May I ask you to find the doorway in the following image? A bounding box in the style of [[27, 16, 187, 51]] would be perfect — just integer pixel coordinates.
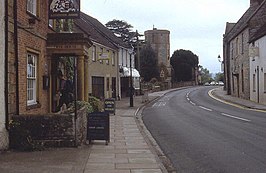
[[51, 56, 75, 113]]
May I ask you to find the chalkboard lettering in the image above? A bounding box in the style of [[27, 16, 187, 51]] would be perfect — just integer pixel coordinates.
[[87, 112, 110, 145]]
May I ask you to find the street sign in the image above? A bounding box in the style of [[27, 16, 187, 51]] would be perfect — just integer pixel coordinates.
[[98, 53, 110, 60], [104, 98, 115, 115]]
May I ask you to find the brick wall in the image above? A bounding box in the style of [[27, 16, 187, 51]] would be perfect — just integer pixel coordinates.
[[15, 0, 53, 115]]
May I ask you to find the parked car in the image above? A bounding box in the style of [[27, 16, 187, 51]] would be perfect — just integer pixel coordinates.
[[204, 82, 210, 86], [210, 81, 216, 85], [218, 81, 224, 86]]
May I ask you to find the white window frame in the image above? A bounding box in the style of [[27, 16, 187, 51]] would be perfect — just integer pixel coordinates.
[[112, 51, 115, 66], [106, 50, 110, 65], [92, 46, 96, 61], [99, 48, 103, 64], [27, 53, 37, 105], [27, 0, 37, 16]]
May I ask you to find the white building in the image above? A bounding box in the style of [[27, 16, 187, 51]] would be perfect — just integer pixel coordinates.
[[0, 0, 8, 150], [250, 33, 266, 104], [118, 47, 140, 98]]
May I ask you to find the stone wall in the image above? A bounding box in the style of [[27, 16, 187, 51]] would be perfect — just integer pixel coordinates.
[[172, 81, 196, 88], [9, 108, 87, 151]]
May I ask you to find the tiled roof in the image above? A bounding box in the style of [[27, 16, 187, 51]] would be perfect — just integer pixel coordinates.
[[249, 0, 266, 42], [224, 4, 259, 41], [250, 22, 266, 42], [74, 13, 117, 50], [74, 12, 131, 50], [224, 22, 235, 35]]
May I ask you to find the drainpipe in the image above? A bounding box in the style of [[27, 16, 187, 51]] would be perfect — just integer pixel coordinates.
[[257, 66, 260, 103], [14, 0, 19, 115], [5, 0, 9, 130]]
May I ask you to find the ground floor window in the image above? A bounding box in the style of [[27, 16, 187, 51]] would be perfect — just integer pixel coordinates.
[[27, 52, 38, 105]]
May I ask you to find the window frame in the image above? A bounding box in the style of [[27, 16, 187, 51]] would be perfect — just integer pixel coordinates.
[[92, 46, 96, 62], [27, 0, 38, 17], [106, 50, 110, 65], [99, 48, 103, 64], [112, 51, 115, 66], [27, 52, 38, 106]]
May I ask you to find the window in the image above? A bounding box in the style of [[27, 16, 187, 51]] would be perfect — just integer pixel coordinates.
[[236, 38, 239, 55], [230, 43, 234, 59], [99, 48, 103, 64], [242, 66, 244, 93], [49, 19, 54, 28], [112, 51, 115, 66], [253, 74, 256, 92], [107, 78, 110, 91], [106, 50, 110, 65], [241, 33, 244, 54], [27, 53, 37, 105], [27, 0, 37, 16], [92, 46, 96, 61]]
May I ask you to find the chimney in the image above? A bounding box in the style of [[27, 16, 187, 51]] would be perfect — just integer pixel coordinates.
[[250, 0, 263, 6]]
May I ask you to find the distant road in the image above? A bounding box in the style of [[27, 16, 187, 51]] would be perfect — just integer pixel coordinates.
[[143, 86, 266, 173]]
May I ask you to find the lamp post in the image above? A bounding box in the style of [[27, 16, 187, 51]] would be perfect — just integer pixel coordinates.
[[129, 49, 134, 107]]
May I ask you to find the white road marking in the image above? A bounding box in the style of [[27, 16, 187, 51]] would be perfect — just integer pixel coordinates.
[[152, 102, 166, 107], [199, 106, 213, 112], [190, 101, 196, 106], [221, 113, 251, 122]]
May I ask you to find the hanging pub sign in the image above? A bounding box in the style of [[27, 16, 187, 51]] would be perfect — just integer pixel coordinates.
[[49, 0, 80, 19]]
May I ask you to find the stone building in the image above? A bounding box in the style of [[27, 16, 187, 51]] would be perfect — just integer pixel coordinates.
[[223, 0, 265, 100], [144, 28, 171, 85]]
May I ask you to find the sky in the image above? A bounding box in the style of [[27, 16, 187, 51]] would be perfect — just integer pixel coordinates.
[[81, 0, 250, 74]]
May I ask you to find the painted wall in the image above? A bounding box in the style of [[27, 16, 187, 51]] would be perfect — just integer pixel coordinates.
[[250, 35, 266, 104], [0, 0, 8, 150]]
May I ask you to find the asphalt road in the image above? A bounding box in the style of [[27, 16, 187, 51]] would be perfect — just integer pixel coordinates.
[[142, 86, 266, 173]]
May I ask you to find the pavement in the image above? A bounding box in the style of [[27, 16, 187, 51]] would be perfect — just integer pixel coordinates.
[[0, 86, 265, 173]]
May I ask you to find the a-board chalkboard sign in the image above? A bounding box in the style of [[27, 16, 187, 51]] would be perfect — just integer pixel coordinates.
[[104, 98, 115, 115], [87, 112, 110, 145]]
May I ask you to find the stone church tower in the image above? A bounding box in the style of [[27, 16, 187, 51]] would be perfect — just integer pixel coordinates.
[[144, 28, 172, 85]]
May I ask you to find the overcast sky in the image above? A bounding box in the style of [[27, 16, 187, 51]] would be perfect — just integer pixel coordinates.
[[81, 0, 250, 74]]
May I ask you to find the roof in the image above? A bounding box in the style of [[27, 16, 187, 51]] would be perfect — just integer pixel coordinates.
[[224, 22, 235, 35], [74, 14, 118, 50], [249, 0, 266, 42], [224, 4, 259, 41], [249, 22, 266, 42], [75, 12, 131, 49]]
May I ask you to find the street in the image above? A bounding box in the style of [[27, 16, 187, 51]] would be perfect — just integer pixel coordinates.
[[142, 86, 266, 173]]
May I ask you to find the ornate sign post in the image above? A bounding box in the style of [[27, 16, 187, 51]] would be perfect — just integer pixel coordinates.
[[49, 0, 80, 19]]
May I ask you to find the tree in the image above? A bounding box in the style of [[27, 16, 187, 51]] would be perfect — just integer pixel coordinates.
[[214, 72, 224, 82], [199, 65, 213, 84], [170, 49, 199, 82], [105, 19, 136, 44], [139, 44, 159, 81]]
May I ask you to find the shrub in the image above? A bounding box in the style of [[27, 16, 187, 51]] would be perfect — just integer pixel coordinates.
[[88, 96, 103, 112]]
